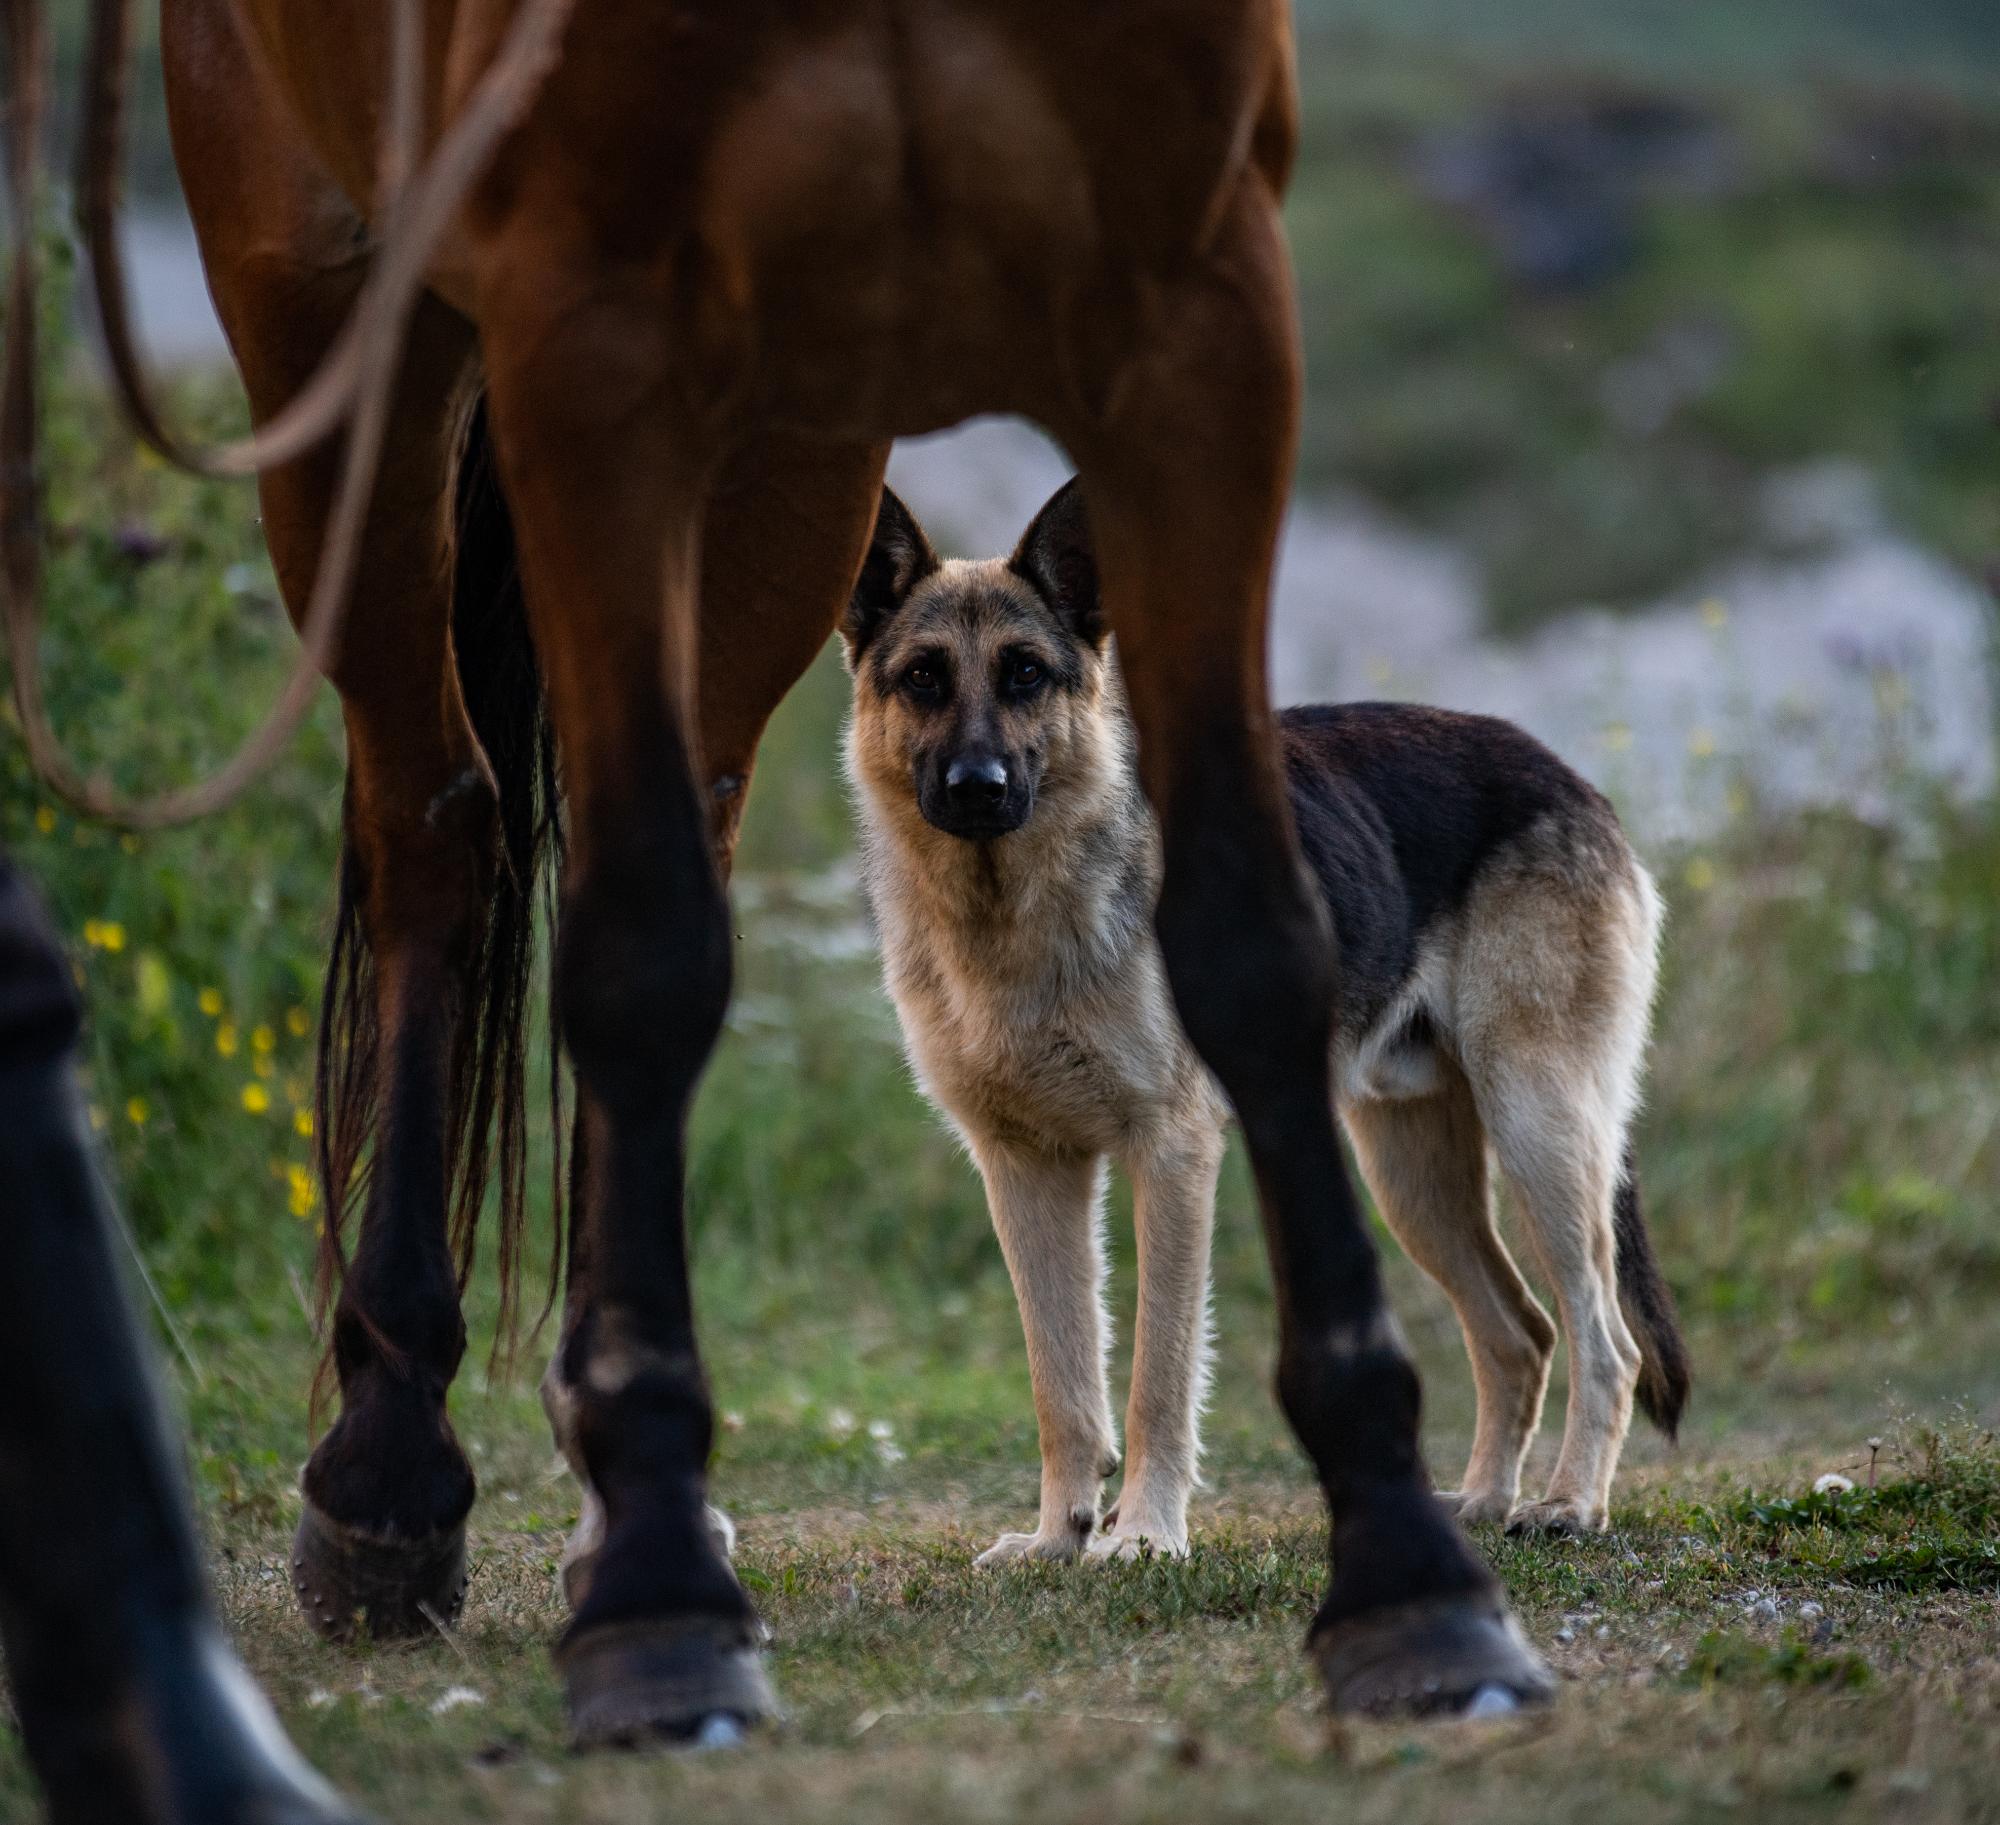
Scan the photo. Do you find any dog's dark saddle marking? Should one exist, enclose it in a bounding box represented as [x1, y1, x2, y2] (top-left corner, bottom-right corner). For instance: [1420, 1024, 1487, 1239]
[1279, 701, 1609, 1033]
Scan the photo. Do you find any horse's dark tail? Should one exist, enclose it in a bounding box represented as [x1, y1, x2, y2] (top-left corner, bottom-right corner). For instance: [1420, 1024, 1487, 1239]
[312, 388, 565, 1402]
[1614, 1140, 1690, 1440]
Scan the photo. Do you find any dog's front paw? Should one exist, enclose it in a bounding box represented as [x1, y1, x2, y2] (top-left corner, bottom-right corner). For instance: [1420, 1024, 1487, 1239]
[1506, 1497, 1606, 1537]
[975, 1519, 1091, 1568]
[1086, 1522, 1188, 1563]
[1437, 1489, 1515, 1528]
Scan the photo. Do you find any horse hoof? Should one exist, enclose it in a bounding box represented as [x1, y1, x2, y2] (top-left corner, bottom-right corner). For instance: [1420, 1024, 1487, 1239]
[1311, 1595, 1557, 1718]
[290, 1503, 468, 1643]
[559, 1617, 778, 1750]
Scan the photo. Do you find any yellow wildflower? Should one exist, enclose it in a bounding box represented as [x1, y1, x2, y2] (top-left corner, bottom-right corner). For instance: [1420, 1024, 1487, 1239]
[253, 1054, 276, 1080]
[294, 1108, 315, 1139]
[83, 920, 104, 948]
[286, 1006, 311, 1038]
[216, 1023, 239, 1058]
[252, 1024, 276, 1055]
[287, 1163, 317, 1219]
[99, 922, 126, 954]
[135, 953, 170, 1019]
[198, 987, 224, 1017]
[241, 1083, 271, 1115]
[126, 1097, 149, 1127]
[34, 805, 56, 835]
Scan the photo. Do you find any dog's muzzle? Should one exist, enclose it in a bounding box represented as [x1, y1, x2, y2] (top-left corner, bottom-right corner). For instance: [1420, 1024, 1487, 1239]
[922, 751, 1031, 839]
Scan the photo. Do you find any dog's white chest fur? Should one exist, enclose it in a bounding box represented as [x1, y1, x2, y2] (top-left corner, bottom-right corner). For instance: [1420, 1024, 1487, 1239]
[871, 842, 1210, 1157]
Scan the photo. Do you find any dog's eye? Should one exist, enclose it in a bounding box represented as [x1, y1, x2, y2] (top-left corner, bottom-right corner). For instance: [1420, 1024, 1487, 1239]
[1008, 658, 1044, 692]
[904, 663, 941, 696]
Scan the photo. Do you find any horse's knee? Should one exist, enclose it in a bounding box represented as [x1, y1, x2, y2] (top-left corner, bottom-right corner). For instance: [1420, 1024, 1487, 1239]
[340, 777, 500, 973]
[555, 836, 731, 1112]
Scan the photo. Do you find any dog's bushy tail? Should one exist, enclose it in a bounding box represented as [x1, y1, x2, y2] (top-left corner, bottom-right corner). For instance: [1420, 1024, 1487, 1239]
[1614, 1140, 1690, 1439]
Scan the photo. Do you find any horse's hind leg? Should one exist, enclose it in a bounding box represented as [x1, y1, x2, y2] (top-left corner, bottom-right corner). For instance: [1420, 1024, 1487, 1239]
[539, 429, 888, 1615]
[1058, 182, 1552, 1716]
[481, 270, 884, 1737]
[167, 9, 491, 1639]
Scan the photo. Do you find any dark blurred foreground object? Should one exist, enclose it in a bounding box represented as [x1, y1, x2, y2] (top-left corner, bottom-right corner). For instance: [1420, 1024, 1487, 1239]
[0, 858, 367, 1824]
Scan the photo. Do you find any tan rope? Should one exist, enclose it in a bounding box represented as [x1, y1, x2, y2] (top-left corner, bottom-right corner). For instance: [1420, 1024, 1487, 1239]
[1, 0, 576, 828]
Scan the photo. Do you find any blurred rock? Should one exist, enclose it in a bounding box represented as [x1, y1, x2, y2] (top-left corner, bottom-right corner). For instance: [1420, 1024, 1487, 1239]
[1599, 318, 1734, 438]
[1415, 86, 1735, 292]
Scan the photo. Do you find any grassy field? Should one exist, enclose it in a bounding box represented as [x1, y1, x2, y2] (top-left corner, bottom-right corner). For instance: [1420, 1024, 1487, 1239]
[5, 2, 2000, 1811]
[2, 338, 1998, 1821]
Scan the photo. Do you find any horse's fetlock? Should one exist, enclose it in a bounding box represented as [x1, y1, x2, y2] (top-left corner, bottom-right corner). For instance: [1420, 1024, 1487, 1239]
[332, 1273, 467, 1391]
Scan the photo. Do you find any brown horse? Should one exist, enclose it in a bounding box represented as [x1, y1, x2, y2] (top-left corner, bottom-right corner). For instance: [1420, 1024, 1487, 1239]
[152, 0, 1553, 1742]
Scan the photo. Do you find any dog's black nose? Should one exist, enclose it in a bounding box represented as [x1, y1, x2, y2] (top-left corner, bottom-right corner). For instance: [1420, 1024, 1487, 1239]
[945, 754, 1009, 806]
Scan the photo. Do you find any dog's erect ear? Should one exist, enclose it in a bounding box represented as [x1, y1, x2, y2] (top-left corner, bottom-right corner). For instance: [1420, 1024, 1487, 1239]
[1008, 478, 1102, 647]
[844, 488, 940, 657]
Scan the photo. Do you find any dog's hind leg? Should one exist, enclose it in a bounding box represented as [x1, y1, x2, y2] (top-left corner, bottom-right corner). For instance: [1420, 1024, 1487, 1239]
[1473, 1063, 1641, 1536]
[1054, 177, 1551, 1713]
[973, 1145, 1120, 1566]
[1460, 861, 1658, 1536]
[1094, 1125, 1224, 1559]
[1344, 1075, 1556, 1526]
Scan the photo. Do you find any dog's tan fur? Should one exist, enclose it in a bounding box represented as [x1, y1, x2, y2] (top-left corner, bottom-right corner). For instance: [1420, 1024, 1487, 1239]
[847, 550, 1665, 1557]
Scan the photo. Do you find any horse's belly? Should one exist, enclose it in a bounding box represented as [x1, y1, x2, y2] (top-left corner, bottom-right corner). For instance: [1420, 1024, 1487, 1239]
[686, 4, 1274, 434]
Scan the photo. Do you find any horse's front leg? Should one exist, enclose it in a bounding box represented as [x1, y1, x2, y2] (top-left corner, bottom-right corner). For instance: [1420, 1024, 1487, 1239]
[538, 427, 890, 1616]
[1059, 176, 1555, 1716]
[483, 285, 826, 1744]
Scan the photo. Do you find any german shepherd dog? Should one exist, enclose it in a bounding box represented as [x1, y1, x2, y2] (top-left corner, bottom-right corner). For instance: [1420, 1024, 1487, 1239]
[844, 481, 1690, 1561]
